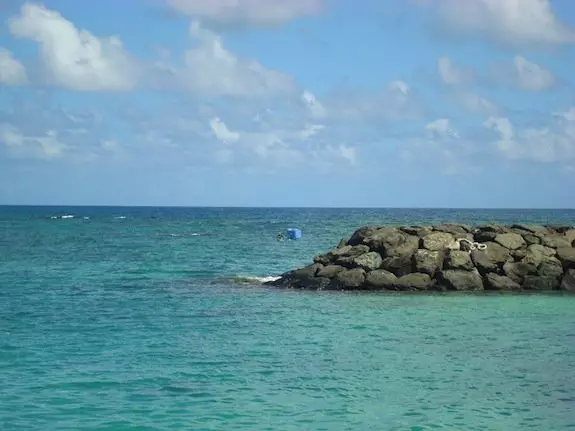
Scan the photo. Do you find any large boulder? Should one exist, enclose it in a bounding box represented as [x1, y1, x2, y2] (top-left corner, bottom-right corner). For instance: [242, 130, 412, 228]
[381, 254, 414, 277]
[557, 247, 575, 270]
[328, 268, 366, 290]
[316, 265, 346, 278]
[421, 232, 454, 251]
[444, 250, 475, 271]
[365, 269, 397, 290]
[560, 269, 575, 291]
[484, 273, 521, 291]
[502, 261, 537, 284]
[394, 273, 433, 291]
[522, 275, 560, 291]
[350, 252, 383, 271]
[347, 226, 379, 246]
[413, 249, 443, 275]
[494, 233, 526, 250]
[542, 235, 572, 249]
[314, 244, 369, 265]
[437, 269, 484, 291]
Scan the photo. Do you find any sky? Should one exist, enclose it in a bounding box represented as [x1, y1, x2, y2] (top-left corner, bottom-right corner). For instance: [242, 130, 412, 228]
[0, 0, 574, 208]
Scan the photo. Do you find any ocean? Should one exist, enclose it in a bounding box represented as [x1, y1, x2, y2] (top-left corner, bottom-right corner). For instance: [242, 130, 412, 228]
[1, 206, 574, 430]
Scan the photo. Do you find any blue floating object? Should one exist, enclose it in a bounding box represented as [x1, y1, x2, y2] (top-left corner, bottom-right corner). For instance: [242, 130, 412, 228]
[286, 228, 302, 240]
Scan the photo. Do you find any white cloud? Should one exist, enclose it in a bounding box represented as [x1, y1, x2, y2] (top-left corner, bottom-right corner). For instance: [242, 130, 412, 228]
[205, 116, 355, 170]
[484, 109, 575, 163]
[0, 123, 67, 159]
[400, 119, 481, 176]
[328, 144, 356, 165]
[453, 91, 499, 116]
[324, 80, 424, 122]
[437, 56, 473, 85]
[0, 48, 27, 85]
[210, 117, 240, 144]
[425, 118, 460, 139]
[8, 3, 138, 91]
[436, 0, 575, 47]
[175, 21, 295, 96]
[165, 0, 323, 27]
[491, 56, 556, 91]
[301, 91, 326, 119]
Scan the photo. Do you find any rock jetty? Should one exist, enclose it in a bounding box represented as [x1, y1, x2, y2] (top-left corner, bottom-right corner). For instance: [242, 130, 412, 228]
[266, 223, 575, 292]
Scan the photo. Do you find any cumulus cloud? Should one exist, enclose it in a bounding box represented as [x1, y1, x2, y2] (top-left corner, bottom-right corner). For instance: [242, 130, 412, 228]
[400, 118, 483, 176]
[490, 56, 556, 91]
[206, 115, 354, 169]
[433, 0, 575, 48]
[174, 21, 296, 97]
[0, 48, 27, 85]
[437, 56, 473, 85]
[0, 124, 67, 159]
[484, 108, 575, 163]
[8, 3, 139, 91]
[164, 0, 323, 27]
[323, 80, 425, 122]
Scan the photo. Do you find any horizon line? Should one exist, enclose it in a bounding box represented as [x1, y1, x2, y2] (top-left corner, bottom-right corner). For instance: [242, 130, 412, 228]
[1, 204, 575, 211]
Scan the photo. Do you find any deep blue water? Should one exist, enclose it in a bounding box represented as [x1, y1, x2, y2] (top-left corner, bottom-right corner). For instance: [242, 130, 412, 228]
[1, 206, 574, 430]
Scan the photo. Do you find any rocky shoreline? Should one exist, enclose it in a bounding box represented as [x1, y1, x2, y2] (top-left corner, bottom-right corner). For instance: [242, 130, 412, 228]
[265, 223, 575, 292]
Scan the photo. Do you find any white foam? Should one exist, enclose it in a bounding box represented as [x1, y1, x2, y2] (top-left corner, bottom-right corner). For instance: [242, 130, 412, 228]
[232, 275, 281, 284]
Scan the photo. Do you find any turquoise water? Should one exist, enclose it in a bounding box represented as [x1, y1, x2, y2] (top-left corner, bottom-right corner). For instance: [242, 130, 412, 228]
[1, 206, 575, 430]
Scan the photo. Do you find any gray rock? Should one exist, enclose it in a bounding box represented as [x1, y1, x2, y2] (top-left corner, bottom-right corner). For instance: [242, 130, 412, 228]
[433, 223, 471, 235]
[484, 273, 521, 290]
[503, 261, 537, 284]
[289, 263, 322, 279]
[470, 249, 497, 274]
[329, 268, 366, 289]
[474, 231, 498, 243]
[560, 269, 575, 291]
[316, 265, 346, 279]
[483, 241, 512, 265]
[494, 233, 526, 250]
[565, 229, 575, 245]
[523, 276, 559, 291]
[437, 269, 484, 291]
[512, 249, 527, 261]
[347, 226, 379, 246]
[510, 224, 549, 235]
[394, 273, 433, 291]
[537, 257, 563, 278]
[314, 244, 369, 265]
[422, 232, 454, 251]
[270, 263, 329, 290]
[523, 234, 541, 245]
[557, 247, 575, 270]
[400, 225, 432, 236]
[527, 243, 556, 257]
[384, 235, 419, 258]
[475, 224, 509, 233]
[413, 249, 443, 275]
[363, 228, 406, 253]
[351, 252, 383, 271]
[521, 247, 543, 267]
[365, 269, 397, 289]
[381, 254, 414, 277]
[444, 249, 474, 271]
[542, 235, 572, 249]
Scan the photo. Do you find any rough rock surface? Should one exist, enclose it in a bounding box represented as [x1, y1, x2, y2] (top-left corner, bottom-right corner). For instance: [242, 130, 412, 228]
[266, 223, 575, 293]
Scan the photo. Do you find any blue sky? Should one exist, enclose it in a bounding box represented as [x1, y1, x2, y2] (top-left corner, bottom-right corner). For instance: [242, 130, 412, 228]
[0, 0, 574, 208]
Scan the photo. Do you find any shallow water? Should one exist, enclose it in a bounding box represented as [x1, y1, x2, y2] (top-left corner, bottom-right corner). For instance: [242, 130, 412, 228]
[1, 206, 574, 430]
